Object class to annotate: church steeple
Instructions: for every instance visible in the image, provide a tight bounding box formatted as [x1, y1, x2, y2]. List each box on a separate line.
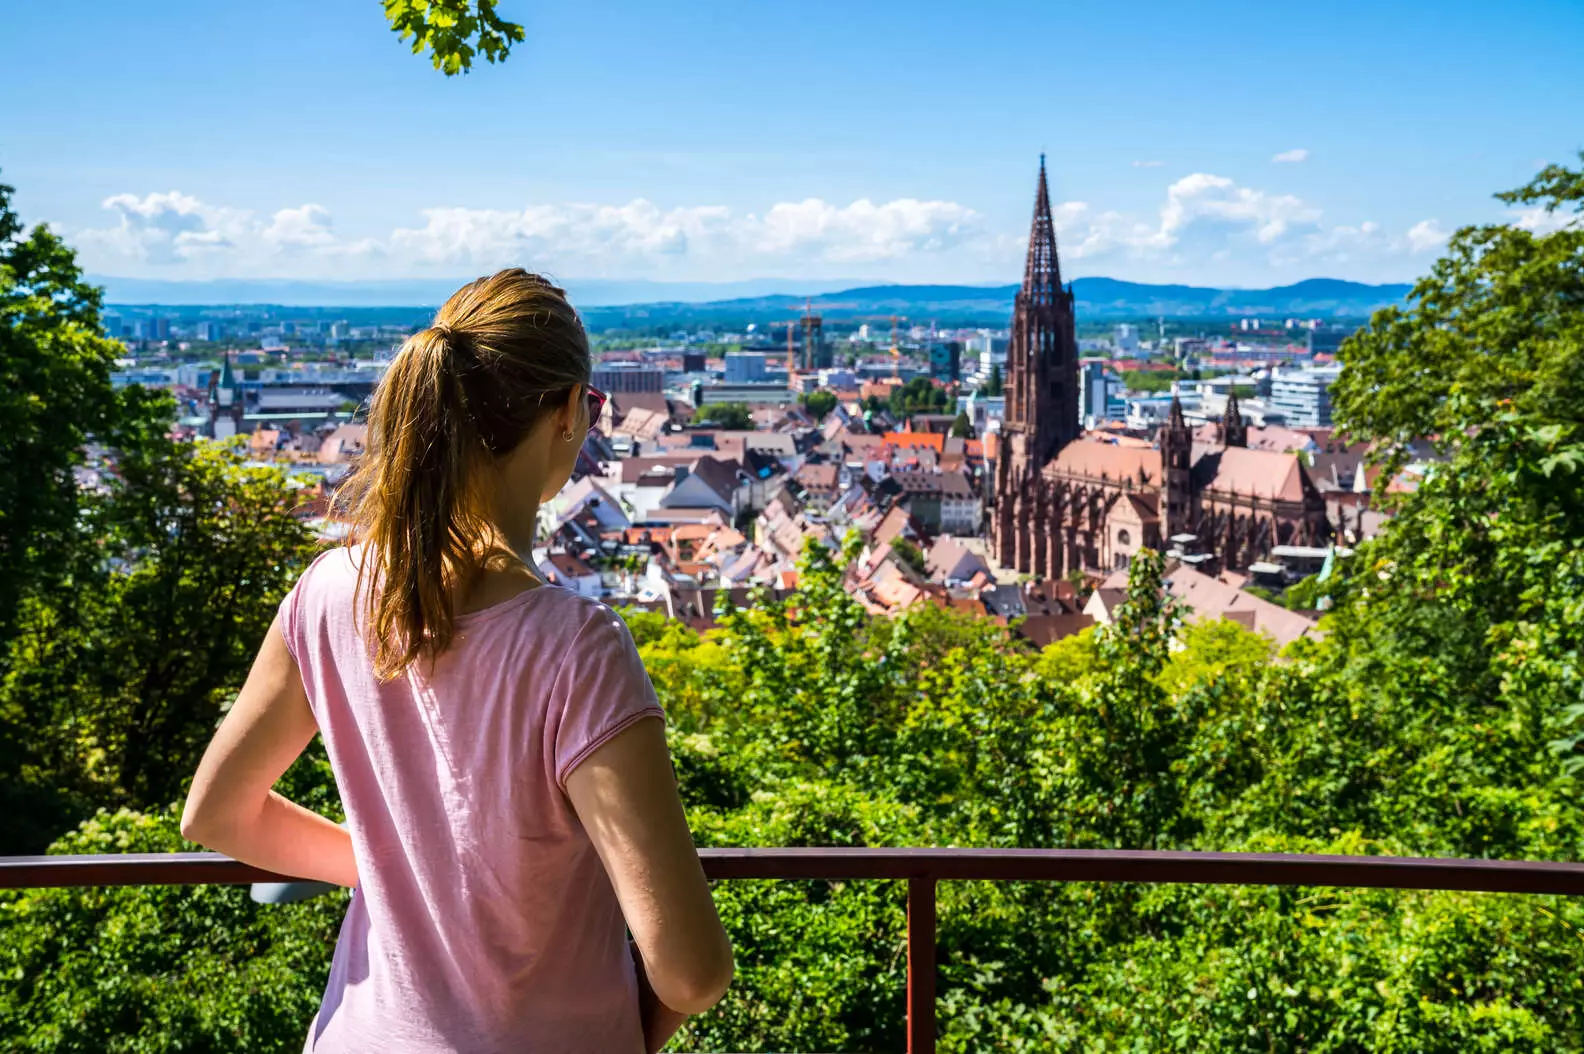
[994, 156, 1082, 574]
[1022, 154, 1064, 304]
[1002, 156, 1079, 462]
[1221, 388, 1248, 448]
[1161, 392, 1193, 541]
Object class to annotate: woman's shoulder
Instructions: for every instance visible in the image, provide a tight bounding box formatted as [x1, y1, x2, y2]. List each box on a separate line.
[293, 544, 363, 596]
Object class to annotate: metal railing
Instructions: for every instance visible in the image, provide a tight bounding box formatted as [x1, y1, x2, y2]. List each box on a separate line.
[6, 847, 1584, 1054]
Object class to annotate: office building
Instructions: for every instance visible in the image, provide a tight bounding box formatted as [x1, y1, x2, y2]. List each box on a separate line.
[592, 361, 665, 393]
[1268, 365, 1343, 427]
[722, 352, 769, 384]
[1080, 360, 1125, 426]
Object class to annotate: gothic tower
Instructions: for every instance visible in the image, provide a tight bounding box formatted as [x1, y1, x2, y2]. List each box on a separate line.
[208, 351, 243, 440]
[1160, 393, 1193, 541]
[1220, 388, 1248, 448]
[994, 156, 1080, 570]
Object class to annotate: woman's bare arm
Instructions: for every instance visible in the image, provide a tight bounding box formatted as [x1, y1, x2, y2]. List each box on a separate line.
[565, 716, 733, 1019]
[181, 613, 357, 888]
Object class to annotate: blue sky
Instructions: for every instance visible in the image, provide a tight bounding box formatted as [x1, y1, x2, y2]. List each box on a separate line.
[4, 0, 1580, 289]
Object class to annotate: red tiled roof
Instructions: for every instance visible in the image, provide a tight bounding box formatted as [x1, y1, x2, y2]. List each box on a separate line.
[1196, 447, 1311, 503]
[546, 551, 596, 579]
[796, 462, 840, 489]
[1047, 440, 1162, 486]
[884, 431, 946, 453]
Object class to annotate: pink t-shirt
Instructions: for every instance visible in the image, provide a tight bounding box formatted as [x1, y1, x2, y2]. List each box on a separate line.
[279, 546, 664, 1053]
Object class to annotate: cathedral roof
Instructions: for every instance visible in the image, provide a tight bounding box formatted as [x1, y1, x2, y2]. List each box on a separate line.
[1192, 446, 1313, 503]
[1044, 439, 1161, 486]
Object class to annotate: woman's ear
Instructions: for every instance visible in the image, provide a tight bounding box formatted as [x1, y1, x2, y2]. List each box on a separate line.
[562, 384, 584, 436]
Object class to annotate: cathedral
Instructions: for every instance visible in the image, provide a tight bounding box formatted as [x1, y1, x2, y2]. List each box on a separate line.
[992, 158, 1331, 577]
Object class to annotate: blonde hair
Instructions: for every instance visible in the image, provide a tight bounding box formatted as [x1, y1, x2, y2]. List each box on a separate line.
[338, 268, 590, 679]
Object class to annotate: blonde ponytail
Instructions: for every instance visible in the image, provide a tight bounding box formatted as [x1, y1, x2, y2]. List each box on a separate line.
[338, 269, 590, 678]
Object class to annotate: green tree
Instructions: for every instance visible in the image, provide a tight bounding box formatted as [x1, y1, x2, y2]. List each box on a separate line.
[383, 0, 525, 75]
[890, 536, 928, 576]
[694, 402, 752, 430]
[1328, 154, 1584, 794]
[801, 390, 838, 420]
[888, 377, 948, 417]
[949, 411, 973, 438]
[0, 438, 317, 851]
[0, 174, 134, 650]
[982, 362, 1003, 397]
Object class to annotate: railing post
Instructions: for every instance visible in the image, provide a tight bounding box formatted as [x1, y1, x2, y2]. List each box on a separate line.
[906, 876, 936, 1054]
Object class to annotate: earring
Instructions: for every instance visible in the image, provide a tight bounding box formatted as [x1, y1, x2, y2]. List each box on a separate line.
[562, 429, 575, 442]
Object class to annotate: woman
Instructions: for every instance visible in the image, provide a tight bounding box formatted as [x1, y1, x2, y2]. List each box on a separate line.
[182, 269, 733, 1052]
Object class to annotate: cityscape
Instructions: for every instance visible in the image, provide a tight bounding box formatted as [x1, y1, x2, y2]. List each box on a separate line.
[100, 161, 1378, 654]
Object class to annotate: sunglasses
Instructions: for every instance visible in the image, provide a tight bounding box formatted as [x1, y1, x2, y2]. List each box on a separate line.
[584, 384, 608, 425]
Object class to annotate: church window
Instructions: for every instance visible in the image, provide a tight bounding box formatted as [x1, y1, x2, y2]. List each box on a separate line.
[1117, 529, 1131, 548]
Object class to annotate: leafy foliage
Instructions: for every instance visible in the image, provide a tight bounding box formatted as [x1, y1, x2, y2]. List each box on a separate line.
[693, 401, 753, 430]
[0, 439, 318, 851]
[888, 376, 950, 416]
[382, 0, 525, 76]
[0, 173, 130, 649]
[800, 390, 839, 421]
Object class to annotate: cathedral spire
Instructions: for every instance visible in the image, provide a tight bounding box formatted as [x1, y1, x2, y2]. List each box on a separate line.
[1222, 388, 1248, 448]
[994, 156, 1082, 575]
[1023, 154, 1064, 305]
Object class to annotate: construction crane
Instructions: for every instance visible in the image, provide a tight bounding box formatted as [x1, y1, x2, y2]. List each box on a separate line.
[887, 314, 909, 381]
[776, 300, 826, 391]
[842, 314, 909, 382]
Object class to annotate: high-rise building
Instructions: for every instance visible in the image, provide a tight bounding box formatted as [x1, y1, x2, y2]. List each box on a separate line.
[592, 362, 666, 393]
[1115, 323, 1140, 356]
[1268, 365, 1343, 427]
[928, 342, 961, 382]
[1080, 360, 1125, 426]
[723, 353, 768, 384]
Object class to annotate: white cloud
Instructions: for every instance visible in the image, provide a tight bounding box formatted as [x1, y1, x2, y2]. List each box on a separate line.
[747, 198, 980, 261]
[69, 175, 1479, 286]
[1132, 160, 1164, 168]
[1272, 148, 1310, 164]
[1510, 205, 1581, 235]
[77, 191, 986, 280]
[1406, 219, 1450, 253]
[263, 204, 335, 248]
[80, 191, 250, 263]
[1159, 173, 1322, 245]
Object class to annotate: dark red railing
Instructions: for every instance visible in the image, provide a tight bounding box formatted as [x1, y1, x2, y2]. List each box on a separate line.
[6, 848, 1584, 1054]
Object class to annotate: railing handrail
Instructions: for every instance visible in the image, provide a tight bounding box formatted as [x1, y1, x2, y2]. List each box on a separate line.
[7, 847, 1582, 1054]
[5, 847, 1584, 896]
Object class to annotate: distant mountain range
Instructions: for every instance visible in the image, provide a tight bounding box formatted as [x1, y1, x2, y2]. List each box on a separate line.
[576, 277, 1412, 328]
[95, 275, 1412, 325]
[91, 276, 869, 309]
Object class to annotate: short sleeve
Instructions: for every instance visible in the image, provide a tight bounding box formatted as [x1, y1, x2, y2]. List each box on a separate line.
[551, 607, 665, 791]
[277, 572, 307, 666]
